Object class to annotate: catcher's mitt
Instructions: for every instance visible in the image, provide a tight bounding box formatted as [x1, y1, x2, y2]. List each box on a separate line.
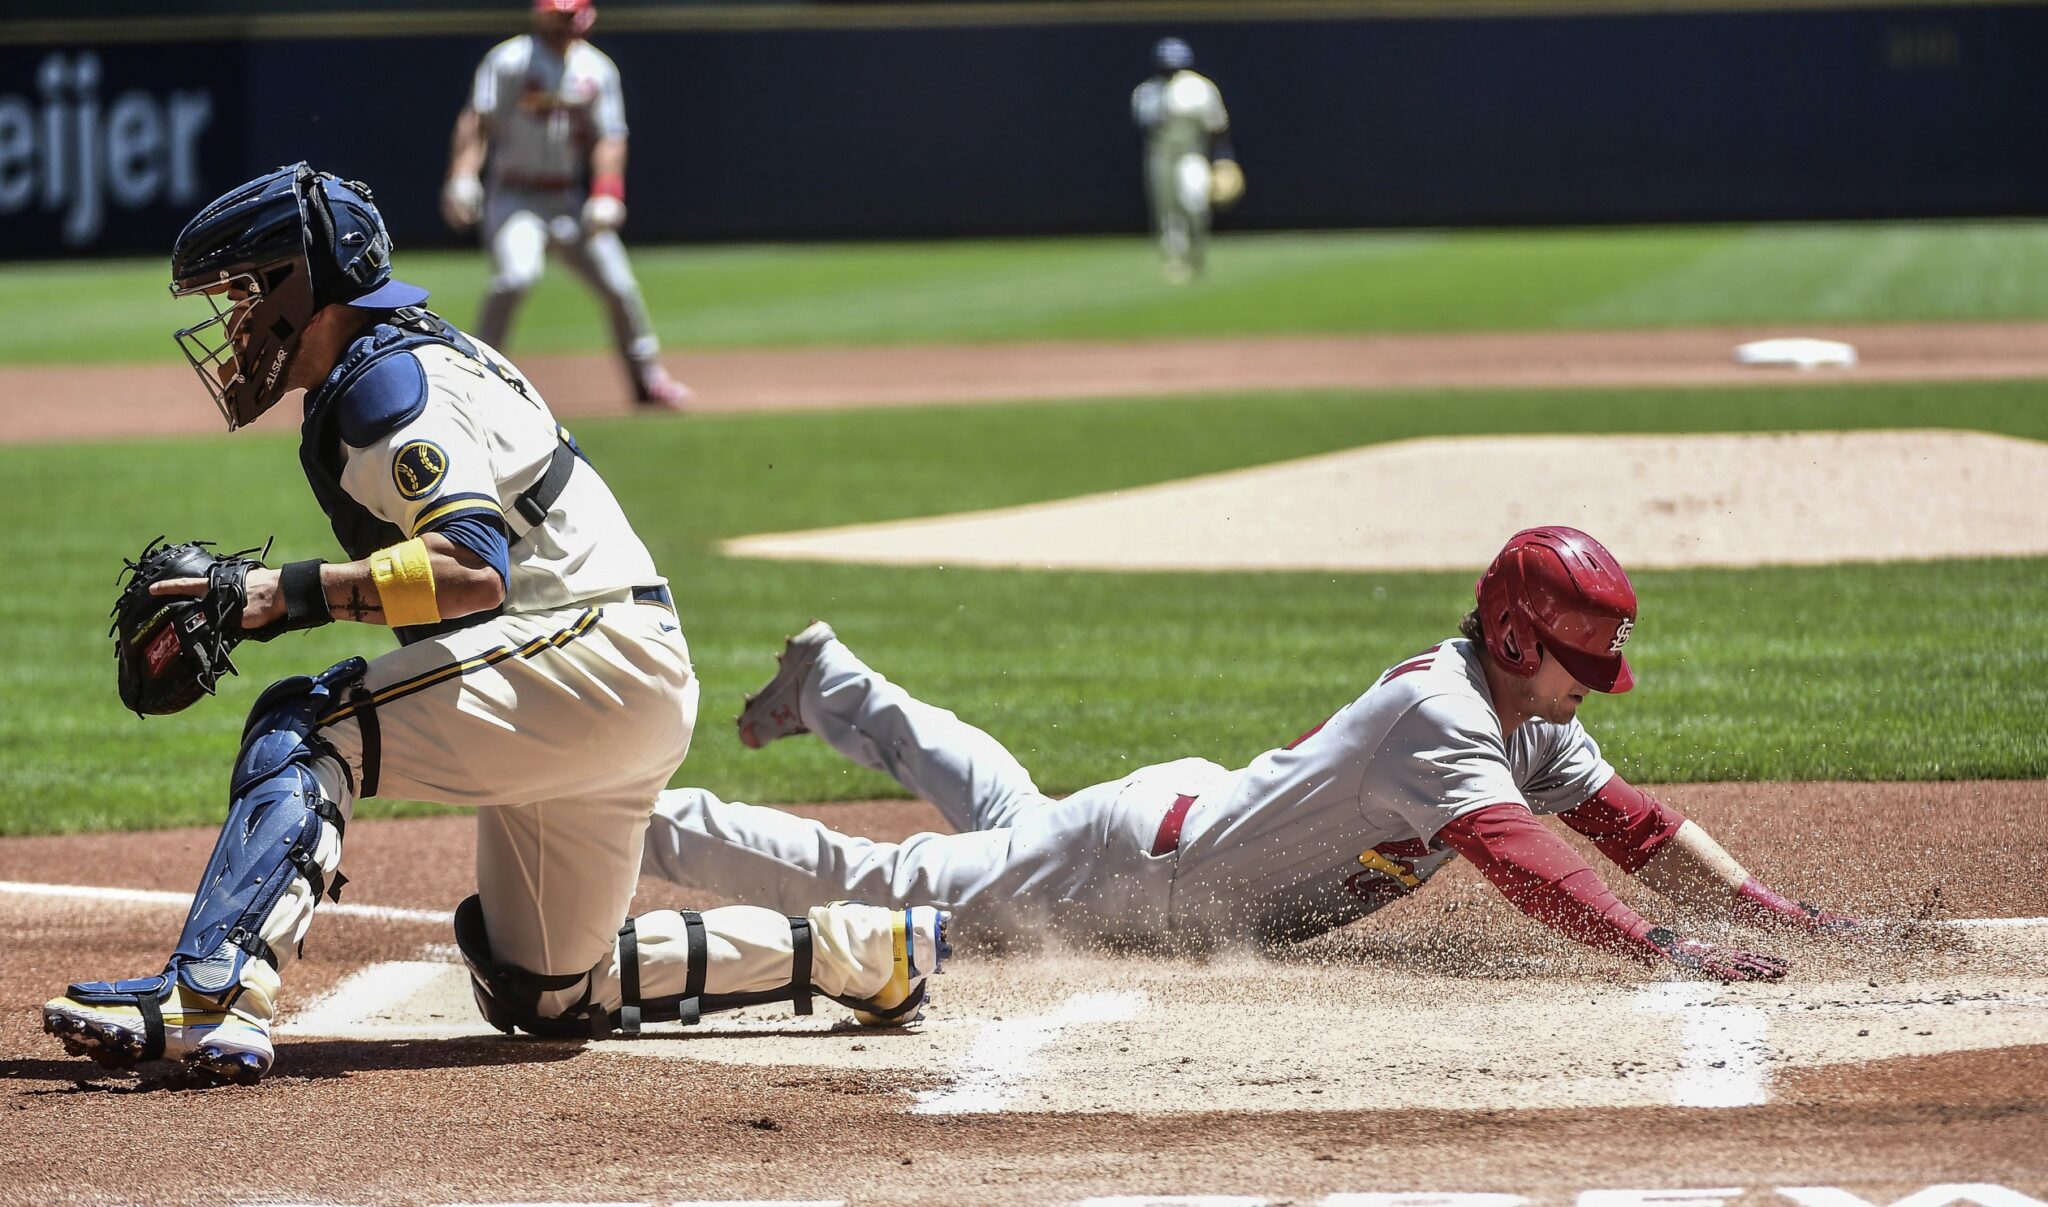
[111, 537, 270, 716]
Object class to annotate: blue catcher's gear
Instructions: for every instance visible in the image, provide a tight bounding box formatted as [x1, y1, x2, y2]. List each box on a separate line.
[1152, 36, 1193, 72]
[43, 658, 366, 1084]
[169, 162, 430, 431]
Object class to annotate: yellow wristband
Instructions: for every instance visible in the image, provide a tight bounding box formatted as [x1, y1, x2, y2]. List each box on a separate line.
[368, 539, 440, 628]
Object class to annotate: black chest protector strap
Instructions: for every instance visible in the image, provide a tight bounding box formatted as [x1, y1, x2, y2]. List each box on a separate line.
[508, 436, 576, 540]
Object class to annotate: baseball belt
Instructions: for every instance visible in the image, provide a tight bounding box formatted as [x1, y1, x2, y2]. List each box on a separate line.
[1151, 793, 1198, 857]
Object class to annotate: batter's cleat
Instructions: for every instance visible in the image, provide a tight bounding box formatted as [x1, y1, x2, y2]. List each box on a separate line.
[633, 366, 694, 412]
[43, 976, 273, 1085]
[737, 620, 835, 749]
[849, 906, 950, 1028]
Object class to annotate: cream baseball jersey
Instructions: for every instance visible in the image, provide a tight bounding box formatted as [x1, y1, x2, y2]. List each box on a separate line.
[333, 333, 662, 618]
[1131, 70, 1229, 143]
[470, 34, 626, 184]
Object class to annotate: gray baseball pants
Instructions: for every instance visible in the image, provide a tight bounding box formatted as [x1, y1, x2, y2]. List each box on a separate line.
[477, 185, 663, 378]
[641, 637, 1211, 948]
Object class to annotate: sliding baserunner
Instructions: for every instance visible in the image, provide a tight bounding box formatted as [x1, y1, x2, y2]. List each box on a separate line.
[644, 527, 1859, 977]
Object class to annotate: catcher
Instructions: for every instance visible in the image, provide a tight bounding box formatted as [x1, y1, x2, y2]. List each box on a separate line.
[43, 163, 945, 1087]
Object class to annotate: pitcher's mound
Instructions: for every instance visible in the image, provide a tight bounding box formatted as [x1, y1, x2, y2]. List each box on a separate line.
[724, 429, 2048, 572]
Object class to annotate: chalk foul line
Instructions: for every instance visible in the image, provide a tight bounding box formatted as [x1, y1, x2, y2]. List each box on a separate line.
[0, 878, 451, 926]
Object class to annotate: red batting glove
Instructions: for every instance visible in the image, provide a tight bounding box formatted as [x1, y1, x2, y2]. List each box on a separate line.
[1733, 877, 1865, 935]
[1645, 927, 1789, 982]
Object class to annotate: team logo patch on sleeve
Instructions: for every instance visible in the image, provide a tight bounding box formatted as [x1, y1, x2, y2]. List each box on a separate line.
[392, 440, 449, 501]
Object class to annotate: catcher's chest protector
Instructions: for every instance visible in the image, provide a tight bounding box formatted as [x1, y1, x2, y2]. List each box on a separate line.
[295, 309, 558, 646]
[299, 313, 459, 557]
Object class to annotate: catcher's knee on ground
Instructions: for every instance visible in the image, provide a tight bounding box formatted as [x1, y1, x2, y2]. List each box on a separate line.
[453, 898, 948, 1037]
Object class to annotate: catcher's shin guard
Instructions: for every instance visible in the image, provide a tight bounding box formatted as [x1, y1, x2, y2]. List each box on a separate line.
[46, 658, 364, 1081]
[453, 894, 616, 1039]
[612, 904, 948, 1033]
[815, 903, 949, 1027]
[612, 909, 818, 1034]
[454, 900, 950, 1040]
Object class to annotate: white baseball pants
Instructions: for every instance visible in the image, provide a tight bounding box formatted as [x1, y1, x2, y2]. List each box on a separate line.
[293, 602, 907, 1020]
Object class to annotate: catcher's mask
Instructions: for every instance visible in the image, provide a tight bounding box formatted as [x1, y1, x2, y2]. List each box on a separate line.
[168, 162, 427, 431]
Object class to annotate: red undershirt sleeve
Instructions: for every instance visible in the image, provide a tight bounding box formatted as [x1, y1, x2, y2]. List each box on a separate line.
[1556, 774, 1686, 874]
[1435, 802, 1662, 962]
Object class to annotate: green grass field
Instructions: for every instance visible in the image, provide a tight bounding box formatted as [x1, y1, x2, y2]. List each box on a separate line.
[3, 376, 2044, 835]
[8, 221, 2048, 366]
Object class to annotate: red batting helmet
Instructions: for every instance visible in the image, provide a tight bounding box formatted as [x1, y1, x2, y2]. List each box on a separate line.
[533, 0, 595, 35]
[1474, 526, 1637, 694]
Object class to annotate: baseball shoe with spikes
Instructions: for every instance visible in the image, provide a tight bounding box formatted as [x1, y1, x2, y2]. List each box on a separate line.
[633, 365, 693, 412]
[44, 975, 273, 1086]
[848, 906, 950, 1028]
[737, 619, 835, 749]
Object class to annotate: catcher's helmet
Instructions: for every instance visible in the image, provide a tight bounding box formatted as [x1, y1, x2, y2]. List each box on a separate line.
[1152, 37, 1194, 72]
[168, 162, 427, 431]
[1474, 526, 1637, 694]
[534, 0, 596, 35]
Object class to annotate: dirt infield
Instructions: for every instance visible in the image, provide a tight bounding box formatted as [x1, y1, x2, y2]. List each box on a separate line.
[4, 330, 2044, 1202]
[3, 782, 2045, 1205]
[6, 320, 2048, 444]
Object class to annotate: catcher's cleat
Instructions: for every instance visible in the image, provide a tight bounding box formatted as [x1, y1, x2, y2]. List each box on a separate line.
[43, 977, 274, 1084]
[633, 366, 693, 412]
[737, 620, 835, 749]
[848, 906, 950, 1028]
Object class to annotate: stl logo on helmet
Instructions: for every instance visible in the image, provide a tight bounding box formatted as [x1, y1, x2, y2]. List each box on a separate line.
[1609, 617, 1635, 654]
[393, 440, 449, 501]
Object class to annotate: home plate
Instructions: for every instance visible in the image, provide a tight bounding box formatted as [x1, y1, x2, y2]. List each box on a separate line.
[273, 925, 2048, 1116]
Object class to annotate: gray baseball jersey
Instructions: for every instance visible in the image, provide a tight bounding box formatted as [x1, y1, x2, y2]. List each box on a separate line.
[464, 34, 673, 398]
[642, 634, 1616, 948]
[470, 34, 626, 187]
[1170, 638, 1616, 939]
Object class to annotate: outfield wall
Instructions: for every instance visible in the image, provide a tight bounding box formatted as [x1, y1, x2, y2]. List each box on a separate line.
[2, 1, 2043, 257]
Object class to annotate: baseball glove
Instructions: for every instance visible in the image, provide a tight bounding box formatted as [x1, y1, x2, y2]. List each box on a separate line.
[1209, 158, 1245, 208]
[111, 537, 271, 716]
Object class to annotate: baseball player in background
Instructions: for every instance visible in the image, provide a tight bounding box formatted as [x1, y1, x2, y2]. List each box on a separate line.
[642, 527, 1862, 980]
[441, 0, 691, 410]
[41, 164, 942, 1086]
[1131, 36, 1242, 284]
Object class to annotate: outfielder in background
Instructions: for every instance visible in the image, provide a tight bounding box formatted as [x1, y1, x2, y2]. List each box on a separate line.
[42, 164, 942, 1086]
[1131, 36, 1243, 284]
[441, 0, 691, 410]
[645, 527, 1863, 980]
